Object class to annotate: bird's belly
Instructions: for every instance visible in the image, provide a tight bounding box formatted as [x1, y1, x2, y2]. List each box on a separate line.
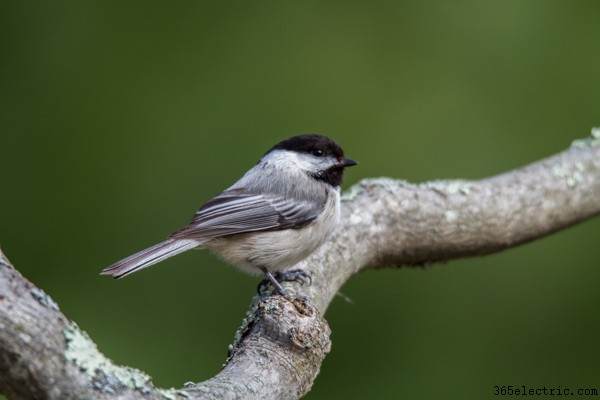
[206, 222, 333, 275]
[205, 189, 340, 275]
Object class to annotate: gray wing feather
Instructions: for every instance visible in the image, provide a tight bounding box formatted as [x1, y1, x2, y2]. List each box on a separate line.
[169, 188, 323, 239]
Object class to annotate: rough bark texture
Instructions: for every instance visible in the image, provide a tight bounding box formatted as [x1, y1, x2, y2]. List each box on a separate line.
[1, 132, 599, 399]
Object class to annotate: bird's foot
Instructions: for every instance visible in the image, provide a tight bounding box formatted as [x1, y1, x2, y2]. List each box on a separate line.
[257, 268, 312, 296]
[274, 269, 312, 286]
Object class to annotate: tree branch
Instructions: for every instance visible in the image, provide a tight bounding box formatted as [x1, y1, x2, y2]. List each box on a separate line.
[1, 132, 599, 399]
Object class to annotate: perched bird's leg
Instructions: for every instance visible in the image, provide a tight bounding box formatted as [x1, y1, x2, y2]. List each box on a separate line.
[274, 269, 312, 286]
[259, 266, 287, 296]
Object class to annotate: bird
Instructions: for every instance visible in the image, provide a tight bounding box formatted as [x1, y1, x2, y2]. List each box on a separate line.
[101, 134, 357, 295]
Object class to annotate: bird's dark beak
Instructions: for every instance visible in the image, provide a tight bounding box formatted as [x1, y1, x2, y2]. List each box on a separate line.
[341, 158, 358, 167]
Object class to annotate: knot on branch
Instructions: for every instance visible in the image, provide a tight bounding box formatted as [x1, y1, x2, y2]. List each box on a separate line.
[256, 295, 331, 353]
[230, 295, 331, 363]
[205, 295, 331, 399]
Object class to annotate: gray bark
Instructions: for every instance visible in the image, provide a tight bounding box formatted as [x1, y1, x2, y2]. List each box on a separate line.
[1, 132, 599, 399]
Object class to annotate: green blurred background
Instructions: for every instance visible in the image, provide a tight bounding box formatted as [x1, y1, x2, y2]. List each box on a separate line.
[1, 1, 599, 399]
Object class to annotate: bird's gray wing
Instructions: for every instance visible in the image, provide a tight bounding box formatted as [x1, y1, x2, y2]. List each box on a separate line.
[169, 188, 323, 240]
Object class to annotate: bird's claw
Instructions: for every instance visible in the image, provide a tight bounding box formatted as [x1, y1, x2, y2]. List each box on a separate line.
[257, 268, 312, 296]
[274, 269, 312, 286]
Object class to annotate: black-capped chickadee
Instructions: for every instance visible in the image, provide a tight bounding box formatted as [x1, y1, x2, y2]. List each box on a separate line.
[101, 134, 357, 295]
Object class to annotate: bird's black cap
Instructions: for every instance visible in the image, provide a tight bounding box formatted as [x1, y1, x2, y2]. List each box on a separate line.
[267, 134, 346, 162]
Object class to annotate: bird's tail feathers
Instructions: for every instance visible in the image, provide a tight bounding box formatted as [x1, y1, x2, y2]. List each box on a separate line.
[101, 239, 199, 279]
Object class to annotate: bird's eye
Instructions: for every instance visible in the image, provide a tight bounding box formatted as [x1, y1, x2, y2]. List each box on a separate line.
[312, 149, 323, 157]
